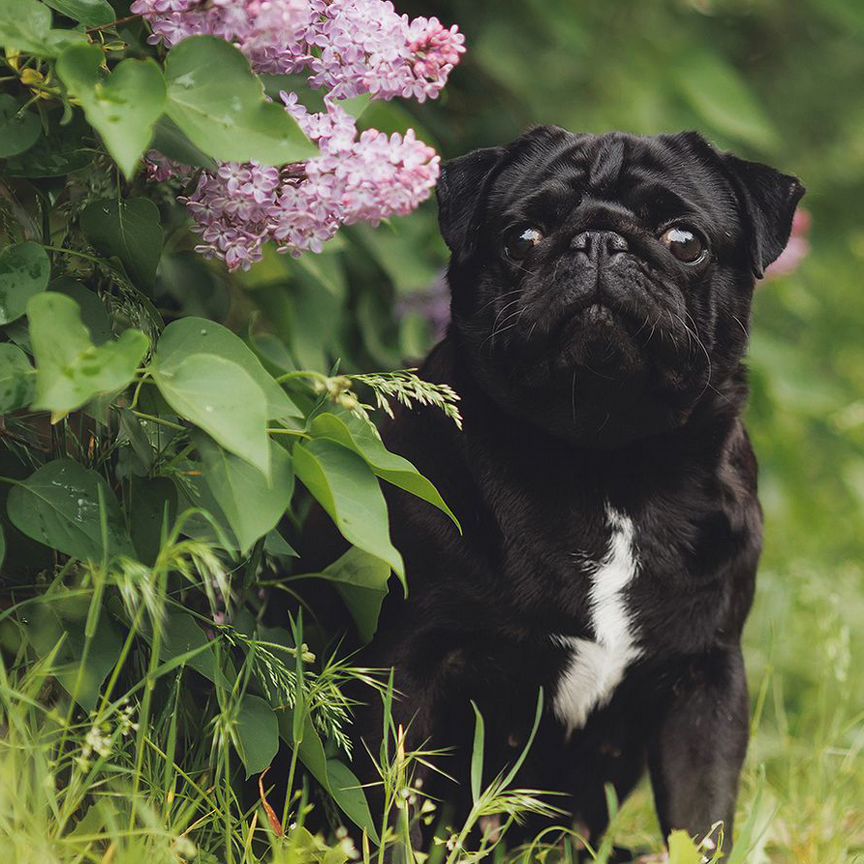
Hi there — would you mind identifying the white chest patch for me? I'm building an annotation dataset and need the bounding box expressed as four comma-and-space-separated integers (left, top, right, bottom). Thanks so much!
552, 507, 642, 734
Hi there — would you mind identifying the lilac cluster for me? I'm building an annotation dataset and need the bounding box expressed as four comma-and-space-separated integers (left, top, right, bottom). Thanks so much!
135, 0, 463, 270
130, 0, 313, 73
131, 0, 465, 100
179, 100, 440, 270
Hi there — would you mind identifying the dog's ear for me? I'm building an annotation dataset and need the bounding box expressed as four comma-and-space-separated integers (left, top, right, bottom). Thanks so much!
721, 153, 805, 278
437, 147, 505, 255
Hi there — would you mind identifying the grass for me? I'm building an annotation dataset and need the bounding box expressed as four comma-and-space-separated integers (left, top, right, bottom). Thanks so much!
0, 546, 861, 864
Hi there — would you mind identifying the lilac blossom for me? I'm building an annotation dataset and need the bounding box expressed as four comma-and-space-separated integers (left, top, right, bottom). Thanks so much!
176, 101, 440, 270
137, 0, 462, 270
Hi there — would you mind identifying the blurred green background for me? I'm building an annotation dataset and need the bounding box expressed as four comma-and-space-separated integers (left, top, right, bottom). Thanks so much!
279, 0, 863, 858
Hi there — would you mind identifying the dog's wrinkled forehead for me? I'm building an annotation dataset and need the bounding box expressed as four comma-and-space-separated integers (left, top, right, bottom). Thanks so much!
438, 126, 805, 278
484, 129, 738, 232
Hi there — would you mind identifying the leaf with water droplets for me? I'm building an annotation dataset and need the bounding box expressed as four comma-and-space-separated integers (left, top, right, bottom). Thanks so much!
164, 36, 316, 166
0, 241, 50, 325
28, 292, 149, 416
7, 458, 135, 561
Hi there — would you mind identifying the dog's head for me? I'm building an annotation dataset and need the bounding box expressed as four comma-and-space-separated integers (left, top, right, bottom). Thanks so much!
438, 128, 804, 444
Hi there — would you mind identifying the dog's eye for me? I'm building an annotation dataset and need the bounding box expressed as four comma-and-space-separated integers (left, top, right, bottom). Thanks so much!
659, 226, 706, 264
504, 226, 544, 260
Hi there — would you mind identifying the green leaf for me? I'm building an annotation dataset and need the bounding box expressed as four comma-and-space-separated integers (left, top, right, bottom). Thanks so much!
310, 412, 460, 530
0, 94, 42, 158
0, 241, 50, 326
80, 198, 163, 290
470, 701, 485, 805
155, 317, 301, 421
236, 694, 279, 778
151, 115, 218, 171
43, 0, 114, 27
3, 111, 92, 177
277, 709, 380, 842
294, 438, 404, 582
196, 433, 294, 555
303, 547, 391, 644
28, 595, 123, 711
0, 343, 36, 412
157, 608, 224, 685
129, 476, 176, 566
667, 830, 703, 864
52, 277, 113, 345
28, 293, 149, 415
0, 0, 85, 57
0, 524, 5, 572
151, 353, 271, 478
57, 44, 166, 179
7, 458, 135, 561
164, 36, 317, 166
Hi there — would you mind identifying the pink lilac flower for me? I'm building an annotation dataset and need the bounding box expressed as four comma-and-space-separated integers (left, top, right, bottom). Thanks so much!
130, 0, 314, 73
764, 208, 811, 281
306, 1, 465, 101
135, 0, 462, 269
178, 99, 439, 270
132, 0, 464, 98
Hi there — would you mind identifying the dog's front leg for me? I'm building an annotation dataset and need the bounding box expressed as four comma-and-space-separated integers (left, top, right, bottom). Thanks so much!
646, 646, 749, 854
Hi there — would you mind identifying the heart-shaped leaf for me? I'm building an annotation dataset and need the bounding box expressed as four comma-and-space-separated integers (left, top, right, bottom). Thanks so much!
294, 438, 404, 582
164, 36, 316, 166
0, 0, 85, 57
310, 411, 460, 530
0, 343, 36, 412
156, 317, 301, 421
196, 433, 294, 555
43, 0, 114, 27
0, 94, 42, 158
28, 292, 149, 416
7, 458, 135, 561
57, 44, 166, 179
151, 353, 271, 478
80, 198, 163, 290
0, 241, 50, 325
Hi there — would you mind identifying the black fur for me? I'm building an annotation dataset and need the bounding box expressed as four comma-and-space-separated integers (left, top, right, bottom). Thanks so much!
310, 128, 804, 853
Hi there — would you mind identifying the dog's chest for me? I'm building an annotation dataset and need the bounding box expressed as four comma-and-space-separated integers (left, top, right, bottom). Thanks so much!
550, 506, 642, 734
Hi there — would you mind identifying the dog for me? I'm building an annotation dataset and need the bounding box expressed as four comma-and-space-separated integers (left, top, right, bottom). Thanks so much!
320, 128, 804, 856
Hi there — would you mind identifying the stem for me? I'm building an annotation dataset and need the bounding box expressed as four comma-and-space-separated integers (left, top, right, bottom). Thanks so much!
41, 245, 105, 266
131, 411, 185, 432
275, 370, 329, 385
267, 428, 310, 439
86, 13, 143, 33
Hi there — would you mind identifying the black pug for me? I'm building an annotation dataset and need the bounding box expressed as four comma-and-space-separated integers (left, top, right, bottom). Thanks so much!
312, 128, 804, 856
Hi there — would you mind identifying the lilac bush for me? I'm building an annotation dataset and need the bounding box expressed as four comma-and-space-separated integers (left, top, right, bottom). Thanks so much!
133, 0, 465, 270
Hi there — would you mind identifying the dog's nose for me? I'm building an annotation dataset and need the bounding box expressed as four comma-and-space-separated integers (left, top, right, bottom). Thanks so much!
571, 230, 629, 264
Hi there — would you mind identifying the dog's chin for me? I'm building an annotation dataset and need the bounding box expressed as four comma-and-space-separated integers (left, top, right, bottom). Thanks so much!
550, 303, 646, 379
